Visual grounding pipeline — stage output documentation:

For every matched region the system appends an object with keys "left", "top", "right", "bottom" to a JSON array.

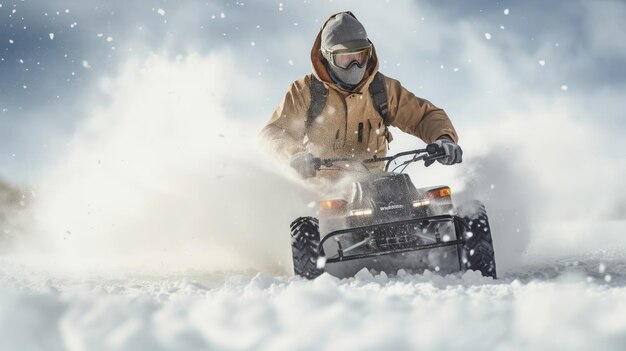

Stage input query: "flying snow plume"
[
  {"left": 11, "top": 54, "right": 313, "bottom": 275},
  {"left": 457, "top": 108, "right": 626, "bottom": 270}
]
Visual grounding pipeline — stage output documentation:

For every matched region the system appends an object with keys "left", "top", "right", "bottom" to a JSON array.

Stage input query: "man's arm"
[
  {"left": 259, "top": 77, "right": 311, "bottom": 161},
  {"left": 384, "top": 76, "right": 458, "bottom": 144}
]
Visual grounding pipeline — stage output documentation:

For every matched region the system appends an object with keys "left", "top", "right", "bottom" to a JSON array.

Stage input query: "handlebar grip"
[
  {"left": 313, "top": 158, "right": 322, "bottom": 170},
  {"left": 426, "top": 143, "right": 441, "bottom": 155}
]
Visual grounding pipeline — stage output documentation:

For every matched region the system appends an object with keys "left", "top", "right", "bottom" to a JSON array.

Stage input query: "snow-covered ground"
[{"left": 2, "top": 249, "right": 626, "bottom": 351}]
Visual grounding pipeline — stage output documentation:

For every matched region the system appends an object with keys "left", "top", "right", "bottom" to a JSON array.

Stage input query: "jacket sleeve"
[
  {"left": 259, "top": 77, "right": 310, "bottom": 161},
  {"left": 385, "top": 77, "right": 458, "bottom": 144}
]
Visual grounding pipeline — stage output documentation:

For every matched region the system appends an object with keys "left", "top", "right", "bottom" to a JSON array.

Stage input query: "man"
[{"left": 260, "top": 11, "right": 462, "bottom": 179}]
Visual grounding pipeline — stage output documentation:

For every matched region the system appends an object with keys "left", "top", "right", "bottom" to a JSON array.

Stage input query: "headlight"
[
  {"left": 318, "top": 199, "right": 347, "bottom": 215},
  {"left": 412, "top": 199, "right": 431, "bottom": 207},
  {"left": 350, "top": 209, "right": 373, "bottom": 216}
]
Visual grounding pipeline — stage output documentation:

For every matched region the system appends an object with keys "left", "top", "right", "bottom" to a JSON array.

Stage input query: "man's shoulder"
[
  {"left": 289, "top": 74, "right": 313, "bottom": 88},
  {"left": 377, "top": 71, "right": 400, "bottom": 86},
  {"left": 375, "top": 71, "right": 407, "bottom": 95},
  {"left": 283, "top": 74, "right": 316, "bottom": 97}
]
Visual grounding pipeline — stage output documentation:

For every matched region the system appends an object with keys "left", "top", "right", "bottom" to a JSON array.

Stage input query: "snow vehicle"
[{"left": 290, "top": 143, "right": 497, "bottom": 279}]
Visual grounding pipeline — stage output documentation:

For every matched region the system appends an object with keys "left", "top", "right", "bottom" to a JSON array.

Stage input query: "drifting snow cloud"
[{"left": 10, "top": 54, "right": 313, "bottom": 275}]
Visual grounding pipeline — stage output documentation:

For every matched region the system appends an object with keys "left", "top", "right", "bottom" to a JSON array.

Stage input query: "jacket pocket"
[{"left": 367, "top": 118, "right": 387, "bottom": 154}]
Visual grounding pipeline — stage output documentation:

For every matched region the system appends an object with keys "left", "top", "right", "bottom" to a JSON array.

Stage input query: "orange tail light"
[{"left": 427, "top": 187, "right": 452, "bottom": 199}]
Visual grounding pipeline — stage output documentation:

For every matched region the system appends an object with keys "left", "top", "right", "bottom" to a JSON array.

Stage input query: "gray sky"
[{"left": 1, "top": 0, "right": 626, "bottom": 182}]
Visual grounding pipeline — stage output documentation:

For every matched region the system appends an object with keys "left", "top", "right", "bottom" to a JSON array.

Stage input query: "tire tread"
[{"left": 291, "top": 217, "right": 323, "bottom": 279}]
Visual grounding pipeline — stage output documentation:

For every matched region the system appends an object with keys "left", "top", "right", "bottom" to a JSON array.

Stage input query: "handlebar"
[{"left": 313, "top": 142, "right": 447, "bottom": 174}]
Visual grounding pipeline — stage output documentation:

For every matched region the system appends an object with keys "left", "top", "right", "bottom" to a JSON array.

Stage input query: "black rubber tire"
[
  {"left": 458, "top": 201, "right": 497, "bottom": 279},
  {"left": 290, "top": 217, "right": 323, "bottom": 279}
]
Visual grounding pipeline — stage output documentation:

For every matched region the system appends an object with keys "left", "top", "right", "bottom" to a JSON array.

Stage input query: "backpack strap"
[
  {"left": 306, "top": 75, "right": 328, "bottom": 129},
  {"left": 369, "top": 72, "right": 390, "bottom": 125}
]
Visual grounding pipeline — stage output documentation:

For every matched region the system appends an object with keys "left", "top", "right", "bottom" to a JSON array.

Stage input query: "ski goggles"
[{"left": 325, "top": 46, "right": 372, "bottom": 69}]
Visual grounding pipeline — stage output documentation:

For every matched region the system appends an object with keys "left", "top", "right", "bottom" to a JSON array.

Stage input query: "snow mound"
[{"left": 1, "top": 264, "right": 626, "bottom": 351}]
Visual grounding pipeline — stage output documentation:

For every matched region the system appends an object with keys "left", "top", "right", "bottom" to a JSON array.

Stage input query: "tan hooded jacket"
[{"left": 260, "top": 12, "right": 458, "bottom": 169}]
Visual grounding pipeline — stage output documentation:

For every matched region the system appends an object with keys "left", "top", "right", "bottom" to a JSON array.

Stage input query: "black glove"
[
  {"left": 289, "top": 152, "right": 316, "bottom": 178},
  {"left": 434, "top": 138, "right": 463, "bottom": 165}
]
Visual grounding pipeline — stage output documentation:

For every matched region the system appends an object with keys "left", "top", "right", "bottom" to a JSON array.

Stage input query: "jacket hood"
[{"left": 310, "top": 11, "right": 380, "bottom": 93}]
